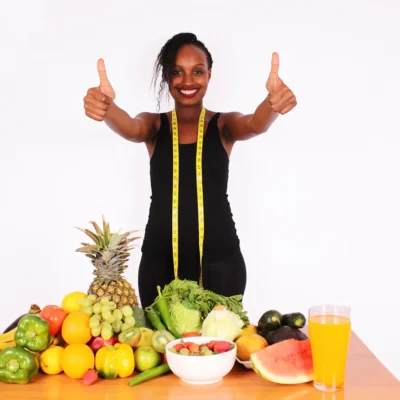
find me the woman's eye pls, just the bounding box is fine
[172,70,182,75]
[194,70,204,75]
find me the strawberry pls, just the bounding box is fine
[173,343,185,351]
[206,340,217,351]
[188,343,200,354]
[214,341,232,353]
[82,369,98,386]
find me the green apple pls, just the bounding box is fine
[134,345,161,372]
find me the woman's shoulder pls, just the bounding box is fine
[134,111,163,133]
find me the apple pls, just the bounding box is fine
[134,345,161,372]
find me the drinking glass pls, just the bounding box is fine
[308,304,351,392]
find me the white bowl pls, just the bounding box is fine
[165,336,237,385]
[236,357,253,369]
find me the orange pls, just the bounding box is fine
[61,311,92,345]
[236,334,268,361]
[61,344,94,379]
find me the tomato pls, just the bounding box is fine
[183,341,194,349]
[40,305,68,335]
[182,332,200,338]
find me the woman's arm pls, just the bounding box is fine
[223,52,297,142]
[84,58,157,143]
[103,103,157,143]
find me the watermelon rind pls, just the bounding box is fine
[250,338,314,385]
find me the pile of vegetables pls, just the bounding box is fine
[147,280,249,336]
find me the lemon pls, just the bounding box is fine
[61,291,87,314]
[237,324,258,339]
[39,346,65,375]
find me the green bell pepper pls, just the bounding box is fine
[14,314,51,352]
[0,346,39,384]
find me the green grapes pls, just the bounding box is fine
[81,294,137,339]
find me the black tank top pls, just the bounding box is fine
[141,112,240,263]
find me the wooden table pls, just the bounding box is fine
[1,331,399,400]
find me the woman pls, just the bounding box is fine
[83,33,297,308]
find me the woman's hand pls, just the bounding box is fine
[266,53,297,115]
[83,59,115,121]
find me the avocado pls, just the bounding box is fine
[263,326,308,345]
[282,312,306,329]
[258,310,282,333]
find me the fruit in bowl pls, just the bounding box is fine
[165,336,237,385]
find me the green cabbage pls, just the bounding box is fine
[170,301,202,334]
[202,307,245,341]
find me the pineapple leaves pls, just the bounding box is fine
[103,219,111,244]
[108,233,121,249]
[90,221,104,237]
[75,227,102,246]
[76,217,142,276]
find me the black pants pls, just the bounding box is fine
[138,246,247,309]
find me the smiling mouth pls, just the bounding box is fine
[179,89,199,97]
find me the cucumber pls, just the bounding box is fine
[282,312,306,329]
[258,310,282,333]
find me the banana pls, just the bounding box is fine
[0,327,17,343]
[47,332,65,348]
[0,340,16,350]
[3,304,41,334]
[53,333,65,347]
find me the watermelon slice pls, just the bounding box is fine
[250,338,314,384]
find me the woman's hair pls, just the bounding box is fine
[152,33,213,111]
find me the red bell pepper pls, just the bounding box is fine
[39,306,67,336]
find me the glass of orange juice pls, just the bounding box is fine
[308,304,351,392]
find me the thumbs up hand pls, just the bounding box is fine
[83,59,115,122]
[97,58,116,100]
[266,53,297,115]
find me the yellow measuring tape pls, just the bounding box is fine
[171,108,206,286]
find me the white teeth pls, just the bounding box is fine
[180,89,197,95]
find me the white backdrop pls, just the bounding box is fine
[1,0,399,380]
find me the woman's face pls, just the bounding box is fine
[168,44,211,106]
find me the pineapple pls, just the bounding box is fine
[75,216,140,308]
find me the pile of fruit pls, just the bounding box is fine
[232,308,313,385]
[0,217,314,387]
